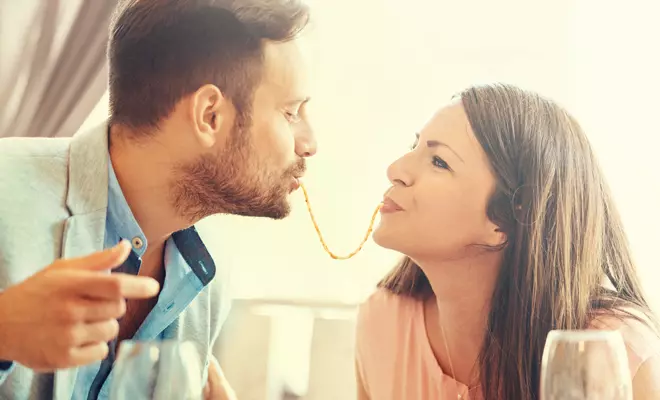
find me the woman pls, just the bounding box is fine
[355,83,660,399]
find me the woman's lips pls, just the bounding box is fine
[380,197,404,213]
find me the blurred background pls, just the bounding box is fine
[1,0,659,399]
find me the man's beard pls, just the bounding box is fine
[170,114,306,222]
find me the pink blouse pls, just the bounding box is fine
[355,289,660,400]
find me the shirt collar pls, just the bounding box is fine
[106,155,216,285]
[107,156,148,256]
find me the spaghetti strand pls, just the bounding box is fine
[300,182,382,260]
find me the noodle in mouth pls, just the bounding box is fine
[299,182,382,260]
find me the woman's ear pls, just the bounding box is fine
[485,224,508,248]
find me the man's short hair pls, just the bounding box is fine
[108,0,310,129]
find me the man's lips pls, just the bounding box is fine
[291,176,301,190]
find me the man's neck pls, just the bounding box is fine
[108,126,194,246]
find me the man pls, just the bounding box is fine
[0,0,315,398]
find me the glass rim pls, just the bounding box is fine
[117,339,187,345]
[116,339,196,349]
[115,340,198,360]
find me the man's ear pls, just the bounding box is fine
[190,84,225,148]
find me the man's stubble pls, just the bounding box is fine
[170,114,304,222]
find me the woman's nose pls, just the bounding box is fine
[386,155,413,187]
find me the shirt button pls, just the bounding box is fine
[131,237,144,249]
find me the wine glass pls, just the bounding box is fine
[540,330,632,400]
[110,340,205,400]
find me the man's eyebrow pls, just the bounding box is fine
[285,97,311,106]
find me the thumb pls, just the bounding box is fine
[52,240,132,271]
[206,356,237,400]
[203,381,211,400]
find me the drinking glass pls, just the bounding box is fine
[110,340,205,400]
[540,330,632,400]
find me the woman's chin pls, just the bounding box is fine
[372,225,402,252]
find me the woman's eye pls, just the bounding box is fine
[432,155,450,170]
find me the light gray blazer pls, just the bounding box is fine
[0,124,226,400]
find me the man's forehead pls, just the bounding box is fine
[261,39,310,96]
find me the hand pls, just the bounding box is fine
[204,356,237,400]
[0,241,159,372]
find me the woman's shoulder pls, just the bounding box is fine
[591,310,660,376]
[355,289,427,397]
[357,288,421,329]
[355,288,423,352]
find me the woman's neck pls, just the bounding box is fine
[417,250,502,386]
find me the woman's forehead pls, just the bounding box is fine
[420,103,484,162]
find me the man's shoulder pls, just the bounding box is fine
[0,135,71,159]
[0,136,72,191]
[0,136,72,202]
[0,137,74,287]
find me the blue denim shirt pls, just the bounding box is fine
[71,158,216,400]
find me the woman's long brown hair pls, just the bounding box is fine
[379,83,655,399]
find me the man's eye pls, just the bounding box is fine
[285,111,301,123]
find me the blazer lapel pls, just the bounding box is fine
[54,122,110,400]
[64,122,109,216]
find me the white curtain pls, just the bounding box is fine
[0,0,116,138]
